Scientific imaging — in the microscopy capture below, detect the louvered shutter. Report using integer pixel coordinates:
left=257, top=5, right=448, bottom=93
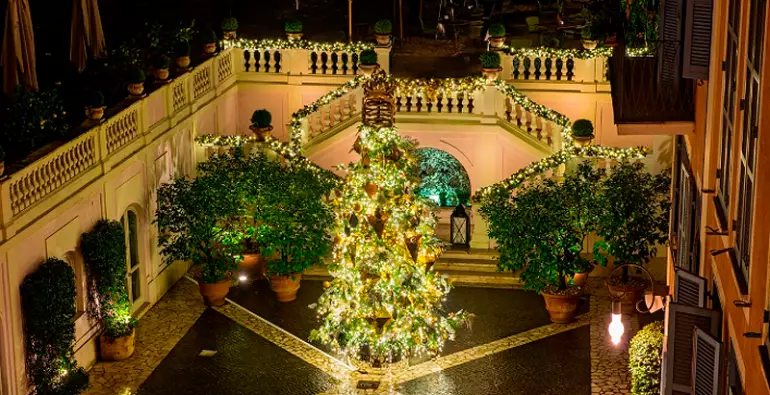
left=661, top=302, right=720, bottom=395
left=676, top=165, right=692, bottom=269
left=692, top=328, right=721, bottom=395
left=659, top=0, right=684, bottom=89
left=674, top=269, right=707, bottom=307
left=683, top=0, right=714, bottom=79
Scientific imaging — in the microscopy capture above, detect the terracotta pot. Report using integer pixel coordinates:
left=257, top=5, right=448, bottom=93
left=240, top=253, right=265, bottom=278
left=269, top=273, right=302, bottom=302
left=572, top=271, right=589, bottom=287
left=100, top=329, right=135, bottom=361
left=358, top=64, right=378, bottom=76
left=198, top=279, right=231, bottom=306
left=86, top=106, right=105, bottom=121
left=375, top=34, right=391, bottom=46
left=542, top=289, right=582, bottom=323
left=482, top=67, right=502, bottom=82
left=127, top=82, right=144, bottom=96
left=223, top=30, right=237, bottom=40
left=155, top=68, right=170, bottom=81
left=607, top=279, right=646, bottom=314
left=489, top=36, right=506, bottom=49
left=582, top=40, right=598, bottom=50
left=203, top=43, right=217, bottom=54
left=176, top=56, right=191, bottom=69
left=286, top=32, right=304, bottom=41
left=249, top=125, right=273, bottom=141
left=572, top=135, right=593, bottom=147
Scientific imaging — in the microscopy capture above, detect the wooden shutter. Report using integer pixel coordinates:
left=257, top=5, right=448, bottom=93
left=661, top=302, right=720, bottom=395
left=692, top=327, right=721, bottom=395
left=674, top=269, right=707, bottom=307
left=659, top=0, right=684, bottom=89
left=676, top=165, right=693, bottom=269
left=683, top=0, right=714, bottom=80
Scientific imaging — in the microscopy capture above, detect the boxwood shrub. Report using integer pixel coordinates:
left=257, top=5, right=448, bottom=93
left=629, top=321, right=664, bottom=395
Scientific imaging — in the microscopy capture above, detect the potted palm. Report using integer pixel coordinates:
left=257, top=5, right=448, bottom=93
left=201, top=28, right=218, bottom=55
left=84, top=89, right=106, bottom=121
left=488, top=23, right=506, bottom=49
left=153, top=54, right=171, bottom=82
left=374, top=19, right=393, bottom=46
left=480, top=51, right=502, bottom=82
left=81, top=220, right=138, bottom=361
left=125, top=66, right=146, bottom=97
left=174, top=40, right=192, bottom=70
left=285, top=19, right=304, bottom=40
left=358, top=49, right=378, bottom=76
left=250, top=109, right=272, bottom=141
left=570, top=119, right=595, bottom=147
left=221, top=16, right=238, bottom=39
left=593, top=161, right=671, bottom=313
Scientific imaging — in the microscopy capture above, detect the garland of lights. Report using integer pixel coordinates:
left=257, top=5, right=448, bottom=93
left=221, top=38, right=374, bottom=53
left=501, top=45, right=614, bottom=59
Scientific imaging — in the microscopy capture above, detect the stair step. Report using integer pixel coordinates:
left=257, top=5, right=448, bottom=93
left=433, top=260, right=498, bottom=273
left=304, top=265, right=521, bottom=288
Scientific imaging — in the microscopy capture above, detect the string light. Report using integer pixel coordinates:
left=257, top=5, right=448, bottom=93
left=501, top=45, right=614, bottom=59
left=221, top=38, right=374, bottom=53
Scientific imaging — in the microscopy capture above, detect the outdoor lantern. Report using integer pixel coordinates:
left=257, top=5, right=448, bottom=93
left=608, top=299, right=625, bottom=345
left=450, top=204, right=471, bottom=246
left=606, top=263, right=668, bottom=346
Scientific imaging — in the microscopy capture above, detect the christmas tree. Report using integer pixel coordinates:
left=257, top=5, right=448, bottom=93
left=310, top=73, right=471, bottom=363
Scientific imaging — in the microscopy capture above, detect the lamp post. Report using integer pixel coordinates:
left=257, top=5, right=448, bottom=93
left=606, top=263, right=668, bottom=346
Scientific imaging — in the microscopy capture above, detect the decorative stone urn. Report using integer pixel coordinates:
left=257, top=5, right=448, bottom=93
left=572, top=135, right=593, bottom=147
left=482, top=67, right=502, bottom=82
left=582, top=40, right=598, bottom=50
left=86, top=106, right=105, bottom=121
left=203, top=43, right=217, bottom=54
left=176, top=56, right=191, bottom=69
left=155, top=68, right=170, bottom=81
left=286, top=32, right=303, bottom=41
left=223, top=30, right=237, bottom=40
left=250, top=125, right=273, bottom=141
left=127, top=82, right=145, bottom=97
left=358, top=64, right=379, bottom=76
left=489, top=36, right=506, bottom=49
left=375, top=34, right=391, bottom=46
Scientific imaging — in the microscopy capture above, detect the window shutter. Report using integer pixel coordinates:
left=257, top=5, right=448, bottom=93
left=674, top=269, right=707, bottom=307
left=676, top=166, right=692, bottom=268
left=661, top=302, right=720, bottom=395
left=683, top=0, right=714, bottom=79
left=659, top=0, right=684, bottom=89
left=692, top=327, right=721, bottom=395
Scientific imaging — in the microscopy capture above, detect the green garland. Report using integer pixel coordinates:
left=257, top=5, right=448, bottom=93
left=221, top=38, right=374, bottom=53
left=501, top=45, right=613, bottom=59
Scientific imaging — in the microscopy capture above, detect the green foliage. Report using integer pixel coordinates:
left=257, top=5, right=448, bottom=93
left=581, top=23, right=595, bottom=40
left=484, top=162, right=602, bottom=292
left=359, top=49, right=378, bottom=66
left=250, top=109, right=272, bottom=127
left=173, top=40, right=191, bottom=57
left=571, top=119, right=594, bottom=137
left=153, top=54, right=170, bottom=69
left=375, top=19, right=393, bottom=34
left=585, top=0, right=622, bottom=40
left=621, top=0, right=659, bottom=48
left=201, top=28, right=218, bottom=44
left=629, top=321, right=663, bottom=395
left=81, top=220, right=137, bottom=339
left=1, top=86, right=70, bottom=161
left=480, top=51, right=501, bottom=68
left=84, top=90, right=105, bottom=108
left=125, top=66, right=146, bottom=84
left=20, top=258, right=89, bottom=395
left=488, top=23, right=506, bottom=37
left=221, top=16, right=239, bottom=31
left=593, top=161, right=671, bottom=267
left=285, top=19, right=304, bottom=33
left=415, top=148, right=471, bottom=207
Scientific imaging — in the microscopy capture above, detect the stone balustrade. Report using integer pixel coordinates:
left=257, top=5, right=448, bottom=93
left=499, top=52, right=609, bottom=85
left=395, top=88, right=482, bottom=114
left=306, top=88, right=363, bottom=141
left=237, top=47, right=391, bottom=76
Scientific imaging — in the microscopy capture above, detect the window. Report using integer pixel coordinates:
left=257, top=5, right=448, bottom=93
left=121, top=210, right=144, bottom=311
left=671, top=137, right=700, bottom=273
left=728, top=341, right=744, bottom=394
left=64, top=252, right=86, bottom=316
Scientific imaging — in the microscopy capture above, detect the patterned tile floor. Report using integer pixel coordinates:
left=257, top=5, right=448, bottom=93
left=84, top=277, right=637, bottom=395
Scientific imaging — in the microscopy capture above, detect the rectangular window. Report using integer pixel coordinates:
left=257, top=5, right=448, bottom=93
left=672, top=137, right=699, bottom=273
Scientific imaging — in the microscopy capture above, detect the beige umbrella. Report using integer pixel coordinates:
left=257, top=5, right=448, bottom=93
left=1, top=0, right=38, bottom=95
left=70, top=0, right=106, bottom=72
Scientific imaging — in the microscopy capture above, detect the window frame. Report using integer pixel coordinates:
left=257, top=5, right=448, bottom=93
left=121, top=209, right=145, bottom=313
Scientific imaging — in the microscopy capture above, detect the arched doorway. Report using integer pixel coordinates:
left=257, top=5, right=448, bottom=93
left=414, top=148, right=471, bottom=207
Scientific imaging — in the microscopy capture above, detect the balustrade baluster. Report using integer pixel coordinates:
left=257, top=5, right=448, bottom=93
left=545, top=57, right=553, bottom=80
left=555, top=58, right=564, bottom=81
left=566, top=58, right=575, bottom=81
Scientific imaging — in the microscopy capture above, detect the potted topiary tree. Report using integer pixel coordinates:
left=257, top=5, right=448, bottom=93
left=571, top=119, right=595, bottom=147
left=250, top=109, right=272, bottom=141
left=285, top=19, right=304, bottom=40
left=484, top=162, right=601, bottom=323
left=153, top=54, right=171, bottom=82
left=201, top=28, right=218, bottom=55
left=125, top=66, right=146, bottom=97
left=84, top=89, right=106, bottom=121
left=221, top=16, right=238, bottom=39
left=629, top=321, right=663, bottom=395
left=581, top=24, right=598, bottom=50
left=488, top=23, right=506, bottom=49
left=174, top=40, right=192, bottom=70
left=358, top=49, right=378, bottom=75
left=480, top=51, right=502, bottom=81
left=81, top=220, right=138, bottom=361
left=374, top=19, right=393, bottom=46
left=594, top=161, right=671, bottom=313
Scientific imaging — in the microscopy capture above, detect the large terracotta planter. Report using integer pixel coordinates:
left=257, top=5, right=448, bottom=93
left=199, top=279, right=231, bottom=306
left=542, top=288, right=582, bottom=323
left=482, top=67, right=502, bottom=82
left=86, top=106, right=105, bottom=121
left=176, top=56, right=191, bottom=69
left=250, top=125, right=273, bottom=141
left=269, top=273, right=302, bottom=302
left=572, top=271, right=590, bottom=287
left=607, top=277, right=647, bottom=314
left=572, top=135, right=593, bottom=147
left=240, top=253, right=265, bottom=278
left=286, top=32, right=303, bottom=41
left=100, top=329, right=135, bottom=361
left=489, top=36, right=506, bottom=49
left=203, top=43, right=217, bottom=54
left=375, top=34, right=391, bottom=46
left=358, top=64, right=378, bottom=76
left=127, top=82, right=145, bottom=97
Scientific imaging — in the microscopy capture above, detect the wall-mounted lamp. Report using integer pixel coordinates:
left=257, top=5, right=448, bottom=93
left=607, top=263, right=665, bottom=346
left=609, top=299, right=625, bottom=345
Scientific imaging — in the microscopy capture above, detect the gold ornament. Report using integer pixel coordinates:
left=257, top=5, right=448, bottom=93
left=364, top=182, right=378, bottom=198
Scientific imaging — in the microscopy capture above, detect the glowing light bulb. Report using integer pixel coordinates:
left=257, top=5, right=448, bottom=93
left=608, top=313, right=625, bottom=345
left=239, top=274, right=248, bottom=282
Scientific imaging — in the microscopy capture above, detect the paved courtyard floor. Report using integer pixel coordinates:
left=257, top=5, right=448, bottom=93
left=84, top=277, right=639, bottom=395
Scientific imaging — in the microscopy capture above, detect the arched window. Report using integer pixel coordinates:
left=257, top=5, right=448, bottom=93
left=121, top=209, right=144, bottom=311
left=414, top=148, right=471, bottom=207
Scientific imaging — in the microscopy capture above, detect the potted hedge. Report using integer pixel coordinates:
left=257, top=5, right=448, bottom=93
left=81, top=220, right=138, bottom=361
left=485, top=162, right=601, bottom=323
left=202, top=28, right=218, bottom=55
left=221, top=16, right=238, bottom=39
left=594, top=161, right=671, bottom=313
left=174, top=40, right=192, bottom=70
left=125, top=66, right=146, bottom=97
left=358, top=49, right=378, bottom=76
left=488, top=23, right=506, bottom=49
left=20, top=258, right=90, bottom=394
left=153, top=54, right=171, bottom=81
left=571, top=119, right=595, bottom=147
left=374, top=19, right=393, bottom=46
left=84, top=89, right=106, bottom=121
left=629, top=321, right=663, bottom=395
left=250, top=109, right=273, bottom=141
left=480, top=51, right=502, bottom=82
left=285, top=19, right=304, bottom=40
left=581, top=24, right=598, bottom=50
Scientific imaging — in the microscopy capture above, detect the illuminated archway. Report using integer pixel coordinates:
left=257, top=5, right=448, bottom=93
left=414, top=148, right=471, bottom=207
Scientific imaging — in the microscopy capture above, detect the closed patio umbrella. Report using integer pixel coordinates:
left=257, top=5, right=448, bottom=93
left=1, top=0, right=38, bottom=95
left=70, top=0, right=105, bottom=72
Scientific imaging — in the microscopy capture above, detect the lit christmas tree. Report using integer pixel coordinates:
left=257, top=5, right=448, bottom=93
left=310, top=71, right=471, bottom=365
